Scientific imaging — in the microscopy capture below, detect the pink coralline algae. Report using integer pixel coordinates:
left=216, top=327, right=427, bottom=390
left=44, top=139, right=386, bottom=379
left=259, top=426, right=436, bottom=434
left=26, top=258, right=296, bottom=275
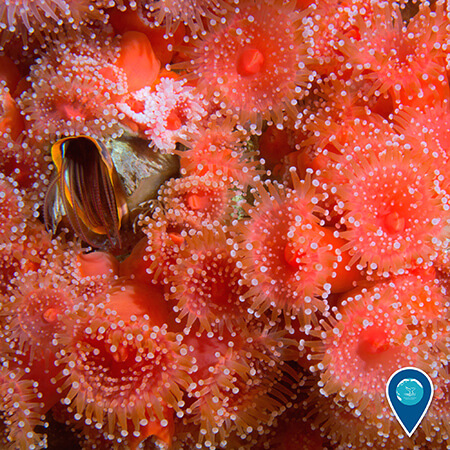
left=0, top=1, right=449, bottom=449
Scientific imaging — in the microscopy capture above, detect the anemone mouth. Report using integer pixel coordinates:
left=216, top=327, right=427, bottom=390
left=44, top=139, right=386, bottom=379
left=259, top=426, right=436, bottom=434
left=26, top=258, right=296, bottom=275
left=237, top=47, right=265, bottom=77
left=356, top=327, right=393, bottom=363
left=16, top=288, right=68, bottom=336
left=379, top=210, right=406, bottom=235
left=158, top=174, right=232, bottom=229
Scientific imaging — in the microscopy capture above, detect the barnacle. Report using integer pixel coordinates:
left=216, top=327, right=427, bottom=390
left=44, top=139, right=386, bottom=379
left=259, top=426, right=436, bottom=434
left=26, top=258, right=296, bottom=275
left=44, top=135, right=128, bottom=247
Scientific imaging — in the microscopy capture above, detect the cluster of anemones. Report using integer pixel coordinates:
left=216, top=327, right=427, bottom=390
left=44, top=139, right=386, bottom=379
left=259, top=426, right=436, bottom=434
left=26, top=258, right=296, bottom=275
left=0, top=0, right=449, bottom=449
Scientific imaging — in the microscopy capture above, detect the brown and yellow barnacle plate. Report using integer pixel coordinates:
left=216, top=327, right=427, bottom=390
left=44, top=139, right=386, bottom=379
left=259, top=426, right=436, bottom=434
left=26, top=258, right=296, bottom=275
left=45, top=135, right=128, bottom=246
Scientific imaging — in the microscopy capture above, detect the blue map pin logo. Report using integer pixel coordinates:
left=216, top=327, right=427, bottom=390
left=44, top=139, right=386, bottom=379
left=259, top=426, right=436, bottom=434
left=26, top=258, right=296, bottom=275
left=386, top=367, right=433, bottom=437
